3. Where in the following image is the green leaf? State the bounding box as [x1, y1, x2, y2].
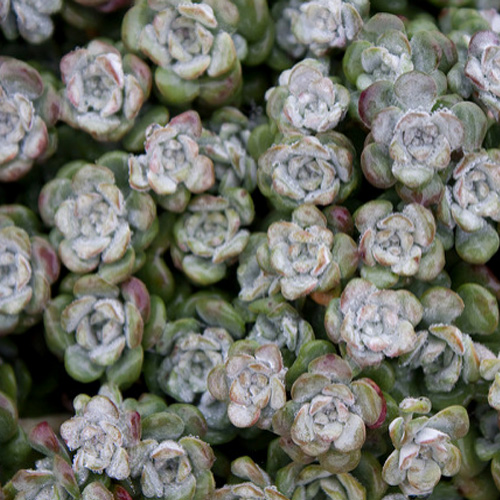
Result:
[122, 106, 169, 153]
[168, 404, 208, 438]
[286, 340, 336, 389]
[105, 346, 143, 389]
[360, 142, 395, 189]
[196, 298, 245, 339]
[455, 225, 500, 265]
[64, 345, 104, 383]
[420, 286, 464, 327]
[455, 283, 499, 335]
[0, 392, 17, 443]
[142, 411, 185, 441]
[452, 101, 488, 152]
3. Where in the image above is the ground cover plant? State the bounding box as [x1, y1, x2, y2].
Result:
[5, 0, 500, 499]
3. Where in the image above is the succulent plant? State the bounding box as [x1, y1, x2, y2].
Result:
[258, 132, 358, 212]
[208, 341, 287, 429]
[5, 422, 79, 500]
[437, 149, 500, 264]
[449, 150, 500, 231]
[237, 233, 282, 302]
[215, 456, 289, 500]
[0, 58, 58, 182]
[270, 0, 308, 64]
[129, 111, 215, 213]
[39, 159, 157, 280]
[343, 14, 414, 91]
[7, 457, 75, 500]
[60, 385, 140, 483]
[123, 390, 216, 499]
[359, 71, 486, 191]
[382, 397, 469, 497]
[44, 275, 160, 385]
[0, 206, 60, 336]
[265, 59, 349, 135]
[354, 200, 445, 287]
[0, 0, 62, 44]
[325, 278, 423, 367]
[199, 106, 257, 193]
[142, 292, 245, 443]
[395, 285, 482, 395]
[130, 436, 215, 500]
[4, 0, 500, 497]
[155, 319, 234, 404]
[122, 0, 242, 107]
[247, 301, 314, 359]
[59, 40, 152, 142]
[172, 191, 254, 286]
[401, 325, 480, 393]
[345, 13, 457, 92]
[284, 0, 369, 57]
[257, 205, 358, 301]
[276, 462, 367, 500]
[273, 353, 385, 473]
[465, 30, 500, 120]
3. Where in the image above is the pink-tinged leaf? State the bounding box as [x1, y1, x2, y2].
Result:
[120, 277, 150, 321]
[113, 485, 134, 500]
[352, 378, 387, 429]
[394, 71, 437, 110]
[29, 421, 63, 456]
[31, 236, 60, 283]
[0, 59, 44, 99]
[170, 110, 203, 138]
[227, 402, 260, 428]
[308, 353, 352, 383]
[358, 80, 394, 127]
[468, 30, 500, 59]
[53, 454, 79, 497]
[22, 118, 49, 160]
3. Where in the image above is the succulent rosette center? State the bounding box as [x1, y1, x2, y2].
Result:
[338, 279, 422, 366]
[291, 389, 365, 455]
[179, 339, 224, 393]
[268, 217, 336, 300]
[54, 181, 131, 270]
[226, 352, 285, 427]
[147, 132, 198, 194]
[0, 73, 49, 182]
[129, 112, 214, 198]
[362, 47, 412, 87]
[0, 228, 32, 315]
[389, 111, 462, 186]
[283, 157, 331, 197]
[62, 296, 132, 366]
[158, 327, 232, 403]
[0, 90, 34, 162]
[281, 65, 347, 133]
[210, 344, 287, 429]
[178, 197, 247, 264]
[144, 441, 194, 497]
[368, 214, 421, 275]
[383, 398, 469, 497]
[60, 395, 131, 481]
[451, 152, 500, 232]
[66, 52, 125, 123]
[289, 0, 363, 55]
[141, 3, 217, 78]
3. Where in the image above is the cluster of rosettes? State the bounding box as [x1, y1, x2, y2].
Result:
[6, 1, 500, 500]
